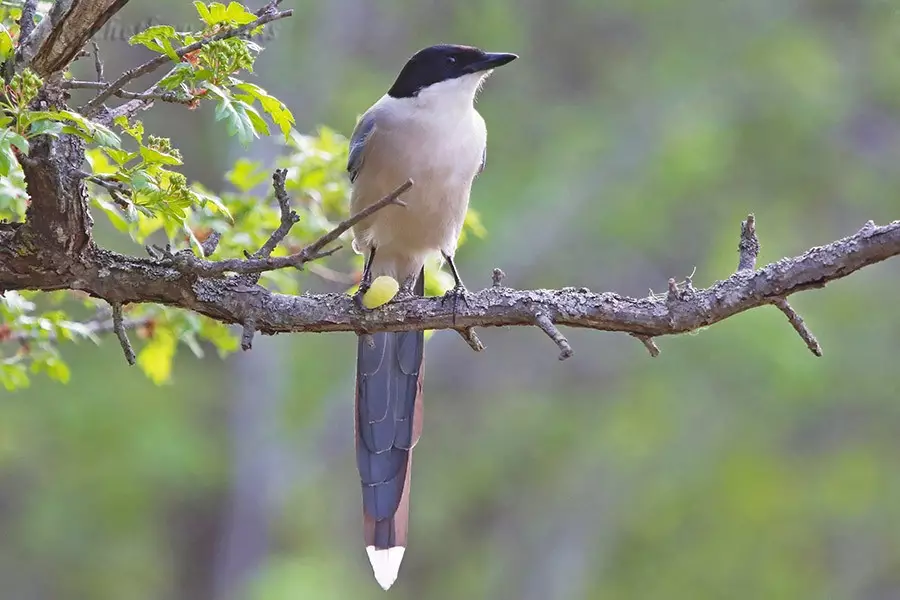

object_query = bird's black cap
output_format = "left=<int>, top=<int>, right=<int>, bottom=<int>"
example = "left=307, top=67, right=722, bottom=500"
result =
left=387, top=44, right=517, bottom=99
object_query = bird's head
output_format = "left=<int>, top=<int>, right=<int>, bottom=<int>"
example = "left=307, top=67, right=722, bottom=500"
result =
left=387, top=44, right=517, bottom=105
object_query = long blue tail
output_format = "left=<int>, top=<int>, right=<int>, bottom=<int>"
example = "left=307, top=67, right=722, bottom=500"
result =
left=354, top=268, right=425, bottom=586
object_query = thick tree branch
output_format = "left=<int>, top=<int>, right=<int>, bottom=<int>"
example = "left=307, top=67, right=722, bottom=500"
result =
left=3, top=213, right=899, bottom=358
left=14, top=0, right=130, bottom=78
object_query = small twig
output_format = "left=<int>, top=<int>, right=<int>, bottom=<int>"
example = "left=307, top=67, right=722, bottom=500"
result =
left=255, top=0, right=284, bottom=16
left=112, top=302, right=136, bottom=365
left=241, top=318, right=255, bottom=351
left=738, top=213, right=759, bottom=272
left=456, top=328, right=484, bottom=352
left=63, top=80, right=194, bottom=104
left=304, top=179, right=412, bottom=258
left=251, top=169, right=298, bottom=254
left=492, top=268, right=506, bottom=287
left=630, top=333, right=660, bottom=357
left=91, top=41, right=104, bottom=81
left=534, top=312, right=573, bottom=360
left=82, top=8, right=293, bottom=114
left=201, top=231, right=221, bottom=256
left=171, top=179, right=410, bottom=276
left=772, top=298, right=822, bottom=356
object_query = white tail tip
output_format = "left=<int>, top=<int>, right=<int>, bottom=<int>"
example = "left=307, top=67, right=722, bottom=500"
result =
left=366, top=545, right=406, bottom=590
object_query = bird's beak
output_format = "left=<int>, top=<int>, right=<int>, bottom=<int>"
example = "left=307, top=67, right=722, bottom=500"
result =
left=466, top=52, right=518, bottom=73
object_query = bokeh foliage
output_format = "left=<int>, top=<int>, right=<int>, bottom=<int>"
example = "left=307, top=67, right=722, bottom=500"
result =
left=2, top=1, right=900, bottom=599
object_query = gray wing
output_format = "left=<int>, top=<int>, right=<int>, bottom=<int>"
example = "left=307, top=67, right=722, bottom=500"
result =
left=348, top=111, right=377, bottom=183
left=477, top=144, right=486, bottom=176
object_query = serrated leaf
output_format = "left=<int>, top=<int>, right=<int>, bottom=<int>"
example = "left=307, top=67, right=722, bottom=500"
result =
left=194, top=1, right=213, bottom=24
left=235, top=82, right=295, bottom=138
left=129, top=25, right=178, bottom=56
left=224, top=1, right=257, bottom=24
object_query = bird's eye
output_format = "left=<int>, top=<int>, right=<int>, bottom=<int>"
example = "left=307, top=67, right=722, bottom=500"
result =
left=446, top=56, right=456, bottom=64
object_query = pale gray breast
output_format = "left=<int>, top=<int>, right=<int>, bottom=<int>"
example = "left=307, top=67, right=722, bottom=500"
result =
left=350, top=100, right=486, bottom=254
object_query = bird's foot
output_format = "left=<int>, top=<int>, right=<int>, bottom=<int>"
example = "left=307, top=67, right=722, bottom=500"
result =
left=441, top=283, right=470, bottom=319
left=353, top=280, right=371, bottom=310
left=393, top=273, right=420, bottom=302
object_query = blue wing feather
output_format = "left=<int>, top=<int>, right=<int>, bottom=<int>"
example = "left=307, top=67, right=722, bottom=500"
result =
left=348, top=112, right=377, bottom=183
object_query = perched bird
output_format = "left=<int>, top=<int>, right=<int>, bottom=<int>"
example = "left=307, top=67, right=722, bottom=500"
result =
left=347, top=44, right=517, bottom=589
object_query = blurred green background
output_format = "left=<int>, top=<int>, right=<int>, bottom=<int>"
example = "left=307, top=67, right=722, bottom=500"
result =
left=3, top=0, right=900, bottom=598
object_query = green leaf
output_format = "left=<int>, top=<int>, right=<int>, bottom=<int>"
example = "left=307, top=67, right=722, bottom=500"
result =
left=28, top=119, right=64, bottom=138
left=235, top=82, right=295, bottom=138
left=136, top=327, right=177, bottom=385
left=225, top=157, right=268, bottom=192
left=244, top=103, right=269, bottom=136
left=129, top=25, right=178, bottom=58
left=194, top=1, right=213, bottom=24
left=131, top=170, right=160, bottom=193
left=140, top=145, right=183, bottom=166
left=0, top=362, right=30, bottom=391
left=224, top=2, right=257, bottom=24
left=44, top=356, right=71, bottom=383
left=0, top=24, right=14, bottom=62
left=103, top=147, right=137, bottom=166
left=207, top=85, right=257, bottom=147
left=158, top=63, right=195, bottom=91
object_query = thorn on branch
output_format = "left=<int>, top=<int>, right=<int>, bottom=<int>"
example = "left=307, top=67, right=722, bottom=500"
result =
left=667, top=278, right=680, bottom=301
left=492, top=268, right=506, bottom=287
left=111, top=302, right=136, bottom=365
left=630, top=333, right=660, bottom=358
left=241, top=319, right=256, bottom=351
left=772, top=298, right=822, bottom=357
left=534, top=312, right=573, bottom=360
left=456, top=327, right=484, bottom=352
left=738, top=213, right=759, bottom=272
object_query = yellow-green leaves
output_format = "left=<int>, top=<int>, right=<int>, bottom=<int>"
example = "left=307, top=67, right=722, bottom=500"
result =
left=235, top=81, right=295, bottom=140
left=0, top=23, right=13, bottom=62
left=129, top=25, right=179, bottom=61
left=137, top=328, right=177, bottom=385
left=194, top=1, right=257, bottom=27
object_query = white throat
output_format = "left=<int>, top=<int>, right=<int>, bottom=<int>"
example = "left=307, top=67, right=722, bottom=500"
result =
left=412, top=71, right=490, bottom=113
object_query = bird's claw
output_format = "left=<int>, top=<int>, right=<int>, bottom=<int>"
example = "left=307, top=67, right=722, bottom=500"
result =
left=441, top=284, right=470, bottom=318
left=353, top=281, right=371, bottom=310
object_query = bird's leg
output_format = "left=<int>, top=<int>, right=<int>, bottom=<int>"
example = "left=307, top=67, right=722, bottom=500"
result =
left=393, top=272, right=421, bottom=301
left=440, top=253, right=469, bottom=318
left=353, top=247, right=377, bottom=310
